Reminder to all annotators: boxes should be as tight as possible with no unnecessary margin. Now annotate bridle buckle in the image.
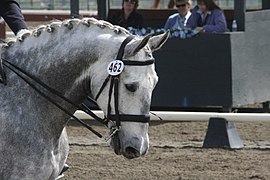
[103,125,121,142]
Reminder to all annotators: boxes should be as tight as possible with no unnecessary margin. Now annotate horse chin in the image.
[110,133,122,155]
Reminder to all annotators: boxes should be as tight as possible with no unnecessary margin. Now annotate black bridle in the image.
[0,35,155,140]
[95,35,154,134]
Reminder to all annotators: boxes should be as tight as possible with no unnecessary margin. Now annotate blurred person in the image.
[108,0,143,29]
[164,0,192,30]
[0,0,29,36]
[152,0,175,9]
[186,0,227,32]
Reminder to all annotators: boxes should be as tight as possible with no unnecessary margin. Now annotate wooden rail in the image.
[0,23,5,39]
[1,10,96,39]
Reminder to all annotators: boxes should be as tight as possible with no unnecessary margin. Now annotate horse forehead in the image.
[122,65,157,83]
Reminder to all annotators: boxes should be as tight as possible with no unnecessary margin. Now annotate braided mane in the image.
[4,18,131,47]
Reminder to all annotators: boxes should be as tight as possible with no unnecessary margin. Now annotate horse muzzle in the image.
[122,136,148,159]
[110,131,149,159]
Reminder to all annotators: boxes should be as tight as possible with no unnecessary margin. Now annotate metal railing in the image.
[16,0,262,10]
[17,0,97,10]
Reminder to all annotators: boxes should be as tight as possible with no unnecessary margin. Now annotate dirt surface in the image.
[63,120,270,180]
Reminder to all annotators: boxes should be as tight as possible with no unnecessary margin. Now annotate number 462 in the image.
[108,62,122,73]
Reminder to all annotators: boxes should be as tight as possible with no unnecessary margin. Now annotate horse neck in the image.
[4,26,125,104]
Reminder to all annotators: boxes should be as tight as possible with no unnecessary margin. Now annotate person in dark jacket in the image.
[0,0,28,35]
[108,0,143,29]
[186,0,227,32]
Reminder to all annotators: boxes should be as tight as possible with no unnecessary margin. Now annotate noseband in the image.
[95,35,154,135]
[0,35,154,140]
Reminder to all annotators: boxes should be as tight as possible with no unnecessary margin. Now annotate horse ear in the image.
[125,34,152,56]
[148,31,170,52]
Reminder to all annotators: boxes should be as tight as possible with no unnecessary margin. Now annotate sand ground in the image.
[63,120,270,180]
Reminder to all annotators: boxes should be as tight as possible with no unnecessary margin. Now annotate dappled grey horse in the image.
[0,18,169,179]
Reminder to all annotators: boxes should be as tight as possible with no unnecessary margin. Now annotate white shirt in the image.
[178,11,192,28]
[165,11,192,30]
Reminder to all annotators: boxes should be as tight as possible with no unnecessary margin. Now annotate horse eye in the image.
[125,83,138,92]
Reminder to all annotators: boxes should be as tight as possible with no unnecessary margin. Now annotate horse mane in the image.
[4,18,131,48]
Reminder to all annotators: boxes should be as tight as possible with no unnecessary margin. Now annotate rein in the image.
[0,35,155,140]
[1,59,105,138]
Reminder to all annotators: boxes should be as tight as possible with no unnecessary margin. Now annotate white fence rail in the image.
[74,110,270,122]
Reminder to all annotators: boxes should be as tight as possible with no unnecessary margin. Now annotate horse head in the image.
[90,31,169,159]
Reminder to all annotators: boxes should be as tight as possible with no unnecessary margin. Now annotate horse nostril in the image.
[126,146,138,154]
[124,147,140,159]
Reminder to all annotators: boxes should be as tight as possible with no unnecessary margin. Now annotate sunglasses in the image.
[176,4,187,8]
[124,0,137,4]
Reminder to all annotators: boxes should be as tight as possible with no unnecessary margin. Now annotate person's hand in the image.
[182,27,192,31]
[194,27,204,33]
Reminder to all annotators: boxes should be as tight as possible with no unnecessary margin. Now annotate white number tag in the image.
[107,60,125,76]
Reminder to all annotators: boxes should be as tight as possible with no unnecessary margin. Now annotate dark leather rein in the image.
[0,35,154,140]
